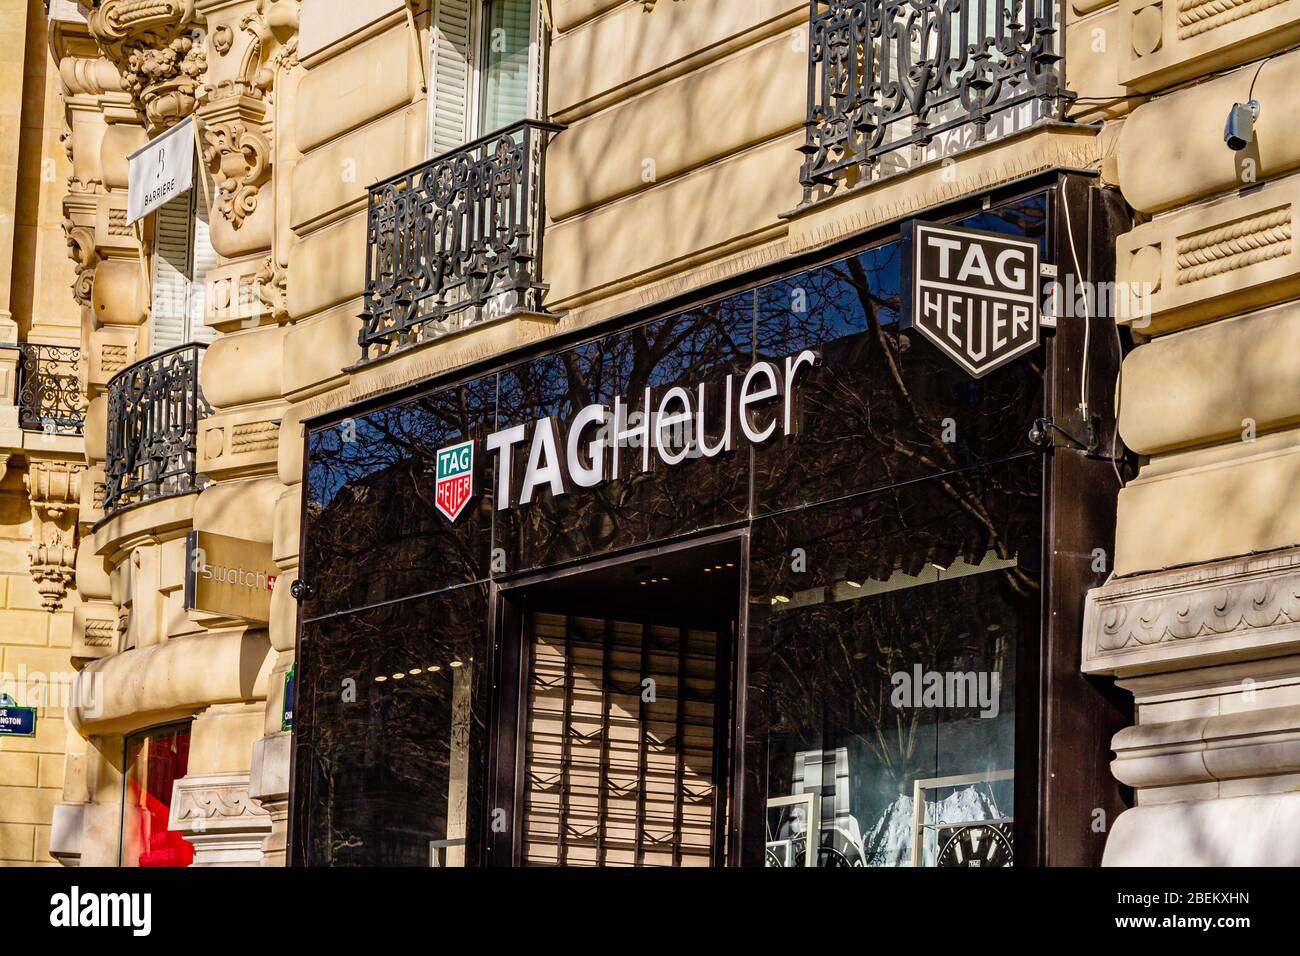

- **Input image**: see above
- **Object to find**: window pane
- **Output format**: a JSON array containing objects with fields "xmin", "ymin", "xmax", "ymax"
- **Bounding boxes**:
[
  {"xmin": 752, "ymin": 457, "xmax": 1040, "ymax": 867},
  {"xmin": 303, "ymin": 377, "xmax": 497, "ymax": 618},
  {"xmin": 122, "ymin": 724, "xmax": 193, "ymax": 867},
  {"xmin": 292, "ymin": 585, "xmax": 490, "ymax": 866},
  {"xmin": 479, "ymin": 0, "xmax": 532, "ymax": 132}
]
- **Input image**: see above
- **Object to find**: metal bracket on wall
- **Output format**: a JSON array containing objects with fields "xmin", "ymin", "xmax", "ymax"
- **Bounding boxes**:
[{"xmin": 1029, "ymin": 413, "xmax": 1101, "ymax": 454}]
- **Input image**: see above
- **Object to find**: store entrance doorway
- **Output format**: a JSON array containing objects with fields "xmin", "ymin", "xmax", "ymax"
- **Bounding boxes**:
[{"xmin": 506, "ymin": 537, "xmax": 742, "ymax": 867}]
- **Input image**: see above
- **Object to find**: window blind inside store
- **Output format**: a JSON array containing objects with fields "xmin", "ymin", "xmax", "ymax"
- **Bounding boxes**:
[{"xmin": 522, "ymin": 613, "xmax": 721, "ymax": 867}]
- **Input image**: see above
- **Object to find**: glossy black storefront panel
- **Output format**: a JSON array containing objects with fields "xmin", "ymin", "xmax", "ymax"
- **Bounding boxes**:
[
  {"xmin": 292, "ymin": 584, "xmax": 489, "ymax": 866},
  {"xmin": 292, "ymin": 185, "xmax": 1110, "ymax": 867},
  {"xmin": 303, "ymin": 378, "xmax": 497, "ymax": 618},
  {"xmin": 749, "ymin": 456, "xmax": 1041, "ymax": 867},
  {"xmin": 493, "ymin": 293, "xmax": 755, "ymax": 572},
  {"xmin": 752, "ymin": 196, "xmax": 1047, "ymax": 518}
]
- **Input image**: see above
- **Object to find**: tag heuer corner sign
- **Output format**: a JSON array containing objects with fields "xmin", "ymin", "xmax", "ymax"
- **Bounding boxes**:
[{"xmin": 907, "ymin": 221, "xmax": 1040, "ymax": 378}]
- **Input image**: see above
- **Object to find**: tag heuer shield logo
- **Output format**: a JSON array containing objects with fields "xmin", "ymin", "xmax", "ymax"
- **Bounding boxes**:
[
  {"xmin": 910, "ymin": 222, "xmax": 1040, "ymax": 378},
  {"xmin": 435, "ymin": 439, "xmax": 474, "ymax": 522}
]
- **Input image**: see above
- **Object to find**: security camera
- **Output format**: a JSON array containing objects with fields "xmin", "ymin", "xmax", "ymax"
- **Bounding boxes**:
[{"xmin": 1225, "ymin": 100, "xmax": 1260, "ymax": 151}]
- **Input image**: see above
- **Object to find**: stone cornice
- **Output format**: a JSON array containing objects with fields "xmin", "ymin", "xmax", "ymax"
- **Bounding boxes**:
[
  {"xmin": 169, "ymin": 772, "xmax": 272, "ymax": 831},
  {"xmin": 1083, "ymin": 547, "xmax": 1300, "ymax": 677}
]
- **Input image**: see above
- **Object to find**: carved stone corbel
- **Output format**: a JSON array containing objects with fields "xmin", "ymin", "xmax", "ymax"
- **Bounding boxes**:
[
  {"xmin": 201, "ymin": 117, "xmax": 271, "ymax": 230},
  {"xmin": 24, "ymin": 460, "xmax": 86, "ymax": 612},
  {"xmin": 254, "ymin": 254, "xmax": 287, "ymax": 321},
  {"xmin": 63, "ymin": 219, "xmax": 100, "ymax": 309},
  {"xmin": 88, "ymin": 0, "xmax": 206, "ymax": 129}
]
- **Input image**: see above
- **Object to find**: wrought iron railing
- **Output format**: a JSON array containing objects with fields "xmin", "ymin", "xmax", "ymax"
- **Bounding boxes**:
[
  {"xmin": 103, "ymin": 343, "xmax": 210, "ymax": 516},
  {"xmin": 798, "ymin": 0, "xmax": 1068, "ymax": 206},
  {"xmin": 14, "ymin": 343, "xmax": 85, "ymax": 436},
  {"xmin": 358, "ymin": 119, "xmax": 565, "ymax": 364}
]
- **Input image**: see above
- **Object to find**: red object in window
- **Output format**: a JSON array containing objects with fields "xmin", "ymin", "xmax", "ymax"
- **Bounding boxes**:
[{"xmin": 124, "ymin": 726, "xmax": 194, "ymax": 868}]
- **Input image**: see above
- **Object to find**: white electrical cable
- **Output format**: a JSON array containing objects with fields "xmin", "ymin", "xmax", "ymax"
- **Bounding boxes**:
[
  {"xmin": 1062, "ymin": 179, "xmax": 1089, "ymax": 420},
  {"xmin": 1062, "ymin": 178, "xmax": 1127, "ymax": 488}
]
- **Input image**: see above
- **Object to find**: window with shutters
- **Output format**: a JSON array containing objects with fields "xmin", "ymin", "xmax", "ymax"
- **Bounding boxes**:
[
  {"xmin": 149, "ymin": 166, "xmax": 218, "ymax": 355},
  {"xmin": 427, "ymin": 0, "xmax": 545, "ymax": 157}
]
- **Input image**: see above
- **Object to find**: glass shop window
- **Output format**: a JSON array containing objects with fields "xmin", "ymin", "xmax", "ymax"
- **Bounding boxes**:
[
  {"xmin": 121, "ymin": 723, "xmax": 193, "ymax": 867},
  {"xmin": 292, "ymin": 587, "xmax": 489, "ymax": 866},
  {"xmin": 754, "ymin": 456, "xmax": 1040, "ymax": 868}
]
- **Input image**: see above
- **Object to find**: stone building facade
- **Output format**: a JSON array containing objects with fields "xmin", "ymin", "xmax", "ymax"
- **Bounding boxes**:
[{"xmin": 0, "ymin": 0, "xmax": 1294, "ymax": 866}]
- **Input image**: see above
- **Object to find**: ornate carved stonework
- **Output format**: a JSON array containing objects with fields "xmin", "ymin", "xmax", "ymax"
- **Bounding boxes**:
[
  {"xmin": 173, "ymin": 778, "xmax": 271, "ymax": 822},
  {"xmin": 88, "ymin": 0, "xmax": 206, "ymax": 127},
  {"xmin": 63, "ymin": 219, "xmax": 99, "ymax": 308},
  {"xmin": 206, "ymin": 10, "xmax": 273, "ymax": 101},
  {"xmin": 169, "ymin": 772, "xmax": 272, "ymax": 866},
  {"xmin": 201, "ymin": 117, "xmax": 270, "ymax": 229},
  {"xmin": 24, "ymin": 461, "xmax": 86, "ymax": 612},
  {"xmin": 1083, "ymin": 546, "xmax": 1300, "ymax": 676},
  {"xmin": 254, "ymin": 253, "xmax": 287, "ymax": 320}
]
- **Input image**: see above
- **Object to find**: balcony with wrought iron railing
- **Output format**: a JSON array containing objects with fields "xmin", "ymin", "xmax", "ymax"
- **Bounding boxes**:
[
  {"xmin": 103, "ymin": 343, "xmax": 211, "ymax": 517},
  {"xmin": 356, "ymin": 119, "xmax": 565, "ymax": 366},
  {"xmin": 797, "ymin": 0, "xmax": 1070, "ymax": 209},
  {"xmin": 14, "ymin": 342, "xmax": 86, "ymax": 437}
]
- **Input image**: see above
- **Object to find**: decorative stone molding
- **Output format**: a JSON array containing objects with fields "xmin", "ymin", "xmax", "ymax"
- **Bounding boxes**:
[
  {"xmin": 24, "ymin": 461, "xmax": 86, "ymax": 612},
  {"xmin": 206, "ymin": 255, "xmax": 273, "ymax": 329},
  {"xmin": 62, "ymin": 219, "xmax": 100, "ymax": 308},
  {"xmin": 86, "ymin": 326, "xmax": 139, "ymax": 391},
  {"xmin": 197, "ymin": 403, "xmax": 286, "ymax": 479},
  {"xmin": 1175, "ymin": 206, "xmax": 1292, "ymax": 286},
  {"xmin": 254, "ymin": 254, "xmax": 287, "ymax": 322},
  {"xmin": 1119, "ymin": 0, "xmax": 1300, "ymax": 91},
  {"xmin": 73, "ymin": 601, "xmax": 118, "ymax": 660},
  {"xmin": 201, "ymin": 115, "xmax": 271, "ymax": 229},
  {"xmin": 1116, "ymin": 173, "xmax": 1300, "ymax": 334},
  {"xmin": 88, "ymin": 0, "xmax": 206, "ymax": 128},
  {"xmin": 169, "ymin": 772, "xmax": 272, "ymax": 866},
  {"xmin": 206, "ymin": 7, "xmax": 274, "ymax": 101},
  {"xmin": 1083, "ymin": 546, "xmax": 1300, "ymax": 677},
  {"xmin": 1110, "ymin": 700, "xmax": 1300, "ymax": 794}
]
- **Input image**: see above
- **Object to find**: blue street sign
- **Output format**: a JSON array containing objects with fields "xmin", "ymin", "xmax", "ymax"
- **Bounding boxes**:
[{"xmin": 0, "ymin": 694, "xmax": 36, "ymax": 737}]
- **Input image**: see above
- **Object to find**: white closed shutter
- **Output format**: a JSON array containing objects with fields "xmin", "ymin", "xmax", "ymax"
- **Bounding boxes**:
[
  {"xmin": 149, "ymin": 192, "xmax": 192, "ymax": 354},
  {"xmin": 149, "ymin": 168, "xmax": 219, "ymax": 353},
  {"xmin": 188, "ymin": 177, "xmax": 218, "ymax": 344},
  {"xmin": 429, "ymin": 0, "xmax": 473, "ymax": 156}
]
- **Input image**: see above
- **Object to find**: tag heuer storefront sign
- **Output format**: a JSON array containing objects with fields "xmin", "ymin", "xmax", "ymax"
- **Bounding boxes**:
[
  {"xmin": 907, "ymin": 221, "xmax": 1040, "ymax": 378},
  {"xmin": 184, "ymin": 531, "xmax": 277, "ymax": 623}
]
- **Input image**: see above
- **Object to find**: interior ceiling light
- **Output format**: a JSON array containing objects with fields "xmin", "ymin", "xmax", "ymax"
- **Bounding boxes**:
[{"xmin": 449, "ymin": 660, "xmax": 463, "ymax": 668}]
